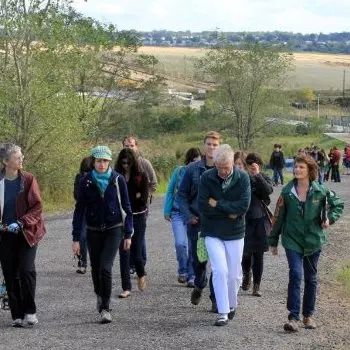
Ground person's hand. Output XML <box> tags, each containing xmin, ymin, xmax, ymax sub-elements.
<box><xmin>136</xmin><ymin>192</ymin><xmax>141</xmax><ymax>199</ymax></box>
<box><xmin>7</xmin><ymin>223</ymin><xmax>20</xmax><ymax>233</ymax></box>
<box><xmin>164</xmin><ymin>215</ymin><xmax>171</xmax><ymax>222</ymax></box>
<box><xmin>209</xmin><ymin>198</ymin><xmax>217</xmax><ymax>208</ymax></box>
<box><xmin>228</xmin><ymin>214</ymin><xmax>238</xmax><ymax>219</ymax></box>
<box><xmin>270</xmin><ymin>246</ymin><xmax>278</xmax><ymax>256</ymax></box>
<box><xmin>123</xmin><ymin>238</ymin><xmax>132</xmax><ymax>250</ymax></box>
<box><xmin>190</xmin><ymin>217</ymin><xmax>199</xmax><ymax>225</ymax></box>
<box><xmin>322</xmin><ymin>219</ymin><xmax>330</xmax><ymax>229</ymax></box>
<box><xmin>249</xmin><ymin>163</ymin><xmax>260</xmax><ymax>175</ymax></box>
<box><xmin>72</xmin><ymin>241</ymin><xmax>80</xmax><ymax>256</ymax></box>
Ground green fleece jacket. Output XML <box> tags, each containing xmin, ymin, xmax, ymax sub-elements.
<box><xmin>198</xmin><ymin>167</ymin><xmax>251</xmax><ymax>240</ymax></box>
<box><xmin>269</xmin><ymin>180</ymin><xmax>344</xmax><ymax>256</ymax></box>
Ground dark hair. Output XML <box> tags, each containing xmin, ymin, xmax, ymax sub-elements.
<box><xmin>79</xmin><ymin>156</ymin><xmax>93</xmax><ymax>174</ymax></box>
<box><xmin>234</xmin><ymin>151</ymin><xmax>247</xmax><ymax>169</ymax></box>
<box><xmin>273</xmin><ymin>143</ymin><xmax>281</xmax><ymax>148</ymax></box>
<box><xmin>246</xmin><ymin>152</ymin><xmax>264</xmax><ymax>167</ymax></box>
<box><xmin>184</xmin><ymin>147</ymin><xmax>202</xmax><ymax>165</ymax></box>
<box><xmin>115</xmin><ymin>148</ymin><xmax>141</xmax><ymax>176</ymax></box>
<box><xmin>294</xmin><ymin>154</ymin><xmax>318</xmax><ymax>182</ymax></box>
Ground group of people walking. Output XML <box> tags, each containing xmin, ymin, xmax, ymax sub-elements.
<box><xmin>0</xmin><ymin>133</ymin><xmax>344</xmax><ymax>332</ymax></box>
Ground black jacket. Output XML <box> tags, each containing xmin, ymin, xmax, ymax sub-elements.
<box><xmin>270</xmin><ymin>151</ymin><xmax>285</xmax><ymax>169</ymax></box>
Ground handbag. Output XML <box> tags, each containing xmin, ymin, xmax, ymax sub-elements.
<box><xmin>261</xmin><ymin>201</ymin><xmax>274</xmax><ymax>234</ymax></box>
<box><xmin>115</xmin><ymin>176</ymin><xmax>127</xmax><ymax>224</ymax></box>
<box><xmin>197</xmin><ymin>236</ymin><xmax>209</xmax><ymax>263</ymax></box>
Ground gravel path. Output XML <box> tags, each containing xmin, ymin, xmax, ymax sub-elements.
<box><xmin>0</xmin><ymin>177</ymin><xmax>349</xmax><ymax>350</ymax></box>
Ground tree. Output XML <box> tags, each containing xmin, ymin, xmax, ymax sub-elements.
<box><xmin>196</xmin><ymin>42</ymin><xmax>294</xmax><ymax>149</ymax></box>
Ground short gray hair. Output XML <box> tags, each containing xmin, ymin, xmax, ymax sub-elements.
<box><xmin>0</xmin><ymin>143</ymin><xmax>22</xmax><ymax>167</ymax></box>
<box><xmin>213</xmin><ymin>144</ymin><xmax>234</xmax><ymax>164</ymax></box>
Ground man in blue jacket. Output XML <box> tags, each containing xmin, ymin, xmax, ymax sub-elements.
<box><xmin>176</xmin><ymin>131</ymin><xmax>222</xmax><ymax>309</ymax></box>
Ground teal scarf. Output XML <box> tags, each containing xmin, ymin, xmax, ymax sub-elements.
<box><xmin>91</xmin><ymin>168</ymin><xmax>112</xmax><ymax>196</ymax></box>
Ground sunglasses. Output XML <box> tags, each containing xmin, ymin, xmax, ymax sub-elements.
<box><xmin>121</xmin><ymin>161</ymin><xmax>130</xmax><ymax>165</ymax></box>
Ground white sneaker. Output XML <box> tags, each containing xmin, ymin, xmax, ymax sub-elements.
<box><xmin>12</xmin><ymin>319</ymin><xmax>24</xmax><ymax>328</ymax></box>
<box><xmin>25</xmin><ymin>313</ymin><xmax>38</xmax><ymax>326</ymax></box>
<box><xmin>100</xmin><ymin>310</ymin><xmax>112</xmax><ymax>324</ymax></box>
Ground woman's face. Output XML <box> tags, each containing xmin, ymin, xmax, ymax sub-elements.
<box><xmin>234</xmin><ymin>158</ymin><xmax>245</xmax><ymax>171</ymax></box>
<box><xmin>94</xmin><ymin>158</ymin><xmax>110</xmax><ymax>173</ymax></box>
<box><xmin>4</xmin><ymin>151</ymin><xmax>24</xmax><ymax>171</ymax></box>
<box><xmin>294</xmin><ymin>161</ymin><xmax>309</xmax><ymax>180</ymax></box>
<box><xmin>120</xmin><ymin>158</ymin><xmax>131</xmax><ymax>171</ymax></box>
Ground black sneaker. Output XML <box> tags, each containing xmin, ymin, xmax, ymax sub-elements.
<box><xmin>214</xmin><ymin>316</ymin><xmax>228</xmax><ymax>326</ymax></box>
<box><xmin>191</xmin><ymin>287</ymin><xmax>203</xmax><ymax>305</ymax></box>
<box><xmin>228</xmin><ymin>309</ymin><xmax>236</xmax><ymax>320</ymax></box>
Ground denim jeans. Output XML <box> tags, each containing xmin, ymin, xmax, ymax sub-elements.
<box><xmin>188</xmin><ymin>223</ymin><xmax>215</xmax><ymax>301</ymax></box>
<box><xmin>318</xmin><ymin>170</ymin><xmax>325</xmax><ymax>185</ymax></box>
<box><xmin>171</xmin><ymin>211</ymin><xmax>194</xmax><ymax>280</ymax></box>
<box><xmin>285</xmin><ymin>248</ymin><xmax>321</xmax><ymax>320</ymax></box>
<box><xmin>87</xmin><ymin>227</ymin><xmax>123</xmax><ymax>311</ymax></box>
<box><xmin>273</xmin><ymin>167</ymin><xmax>284</xmax><ymax>185</ymax></box>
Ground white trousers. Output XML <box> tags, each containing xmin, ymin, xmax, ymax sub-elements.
<box><xmin>205</xmin><ymin>236</ymin><xmax>244</xmax><ymax>314</ymax></box>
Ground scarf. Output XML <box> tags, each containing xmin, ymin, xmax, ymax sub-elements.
<box><xmin>220</xmin><ymin>169</ymin><xmax>234</xmax><ymax>192</ymax></box>
<box><xmin>91</xmin><ymin>168</ymin><xmax>112</xmax><ymax>196</ymax></box>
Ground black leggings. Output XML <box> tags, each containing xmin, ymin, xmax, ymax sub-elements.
<box><xmin>242</xmin><ymin>252</ymin><xmax>264</xmax><ymax>285</ymax></box>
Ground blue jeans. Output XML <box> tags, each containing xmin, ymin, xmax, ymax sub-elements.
<box><xmin>285</xmin><ymin>248</ymin><xmax>321</xmax><ymax>320</ymax></box>
<box><xmin>171</xmin><ymin>211</ymin><xmax>194</xmax><ymax>280</ymax></box>
<box><xmin>273</xmin><ymin>167</ymin><xmax>284</xmax><ymax>185</ymax></box>
<box><xmin>318</xmin><ymin>170</ymin><xmax>324</xmax><ymax>184</ymax></box>
<box><xmin>188</xmin><ymin>223</ymin><xmax>215</xmax><ymax>302</ymax></box>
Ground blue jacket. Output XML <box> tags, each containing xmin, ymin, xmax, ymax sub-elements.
<box><xmin>72</xmin><ymin>170</ymin><xmax>133</xmax><ymax>240</ymax></box>
<box><xmin>163</xmin><ymin>166</ymin><xmax>186</xmax><ymax>216</ymax></box>
<box><xmin>176</xmin><ymin>158</ymin><xmax>207</xmax><ymax>222</ymax></box>
<box><xmin>198</xmin><ymin>167</ymin><xmax>251</xmax><ymax>240</ymax></box>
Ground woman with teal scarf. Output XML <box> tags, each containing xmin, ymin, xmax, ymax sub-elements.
<box><xmin>72</xmin><ymin>146</ymin><xmax>133</xmax><ymax>324</ymax></box>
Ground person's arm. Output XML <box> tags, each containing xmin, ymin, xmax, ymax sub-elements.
<box><xmin>164</xmin><ymin>168</ymin><xmax>179</xmax><ymax>217</ymax></box>
<box><xmin>72</xmin><ymin>179</ymin><xmax>86</xmax><ymax>242</ymax></box>
<box><xmin>139</xmin><ymin>172</ymin><xmax>149</xmax><ymax>207</ymax></box>
<box><xmin>142</xmin><ymin>159</ymin><xmax>157</xmax><ymax>193</ymax></box>
<box><xmin>252</xmin><ymin>173</ymin><xmax>273</xmax><ymax>199</ymax></box>
<box><xmin>281</xmin><ymin>152</ymin><xmax>285</xmax><ymax>167</ymax></box>
<box><xmin>268</xmin><ymin>194</ymin><xmax>286</xmax><ymax>247</ymax></box>
<box><xmin>177</xmin><ymin>167</ymin><xmax>196</xmax><ymax>222</ymax></box>
<box><xmin>117</xmin><ymin>175</ymin><xmax>133</xmax><ymax>239</ymax></box>
<box><xmin>327</xmin><ymin>190</ymin><xmax>344</xmax><ymax>224</ymax></box>
<box><xmin>215</xmin><ymin>173</ymin><xmax>251</xmax><ymax>215</ymax></box>
<box><xmin>73</xmin><ymin>174</ymin><xmax>80</xmax><ymax>201</ymax></box>
<box><xmin>269</xmin><ymin>152</ymin><xmax>274</xmax><ymax>168</ymax></box>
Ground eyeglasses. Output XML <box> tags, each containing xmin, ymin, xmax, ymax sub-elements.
<box><xmin>121</xmin><ymin>161</ymin><xmax>130</xmax><ymax>166</ymax></box>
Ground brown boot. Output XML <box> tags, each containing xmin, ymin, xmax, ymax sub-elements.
<box><xmin>137</xmin><ymin>276</ymin><xmax>147</xmax><ymax>291</ymax></box>
<box><xmin>284</xmin><ymin>318</ymin><xmax>299</xmax><ymax>332</ymax></box>
<box><xmin>252</xmin><ymin>283</ymin><xmax>262</xmax><ymax>297</ymax></box>
<box><xmin>242</xmin><ymin>272</ymin><xmax>252</xmax><ymax>291</ymax></box>
<box><xmin>303</xmin><ymin>316</ymin><xmax>316</xmax><ymax>329</ymax></box>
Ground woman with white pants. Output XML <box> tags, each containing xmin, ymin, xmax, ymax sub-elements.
<box><xmin>198</xmin><ymin>145</ymin><xmax>251</xmax><ymax>326</ymax></box>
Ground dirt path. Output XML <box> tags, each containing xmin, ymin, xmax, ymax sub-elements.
<box><xmin>0</xmin><ymin>177</ymin><xmax>349</xmax><ymax>349</ymax></box>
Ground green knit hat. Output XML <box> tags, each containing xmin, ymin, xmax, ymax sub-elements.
<box><xmin>91</xmin><ymin>146</ymin><xmax>112</xmax><ymax>160</ymax></box>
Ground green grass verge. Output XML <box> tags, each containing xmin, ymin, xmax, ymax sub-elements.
<box><xmin>337</xmin><ymin>264</ymin><xmax>350</xmax><ymax>295</ymax></box>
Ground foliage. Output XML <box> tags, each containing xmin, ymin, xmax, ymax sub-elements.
<box><xmin>337</xmin><ymin>263</ymin><xmax>350</xmax><ymax>295</ymax></box>
<box><xmin>196</xmin><ymin>41</ymin><xmax>294</xmax><ymax>149</ymax></box>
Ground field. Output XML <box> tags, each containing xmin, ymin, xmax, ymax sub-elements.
<box><xmin>138</xmin><ymin>46</ymin><xmax>350</xmax><ymax>91</ymax></box>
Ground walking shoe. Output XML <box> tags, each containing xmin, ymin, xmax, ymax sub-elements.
<box><xmin>118</xmin><ymin>290</ymin><xmax>131</xmax><ymax>298</ymax></box>
<box><xmin>191</xmin><ymin>287</ymin><xmax>203</xmax><ymax>305</ymax></box>
<box><xmin>242</xmin><ymin>272</ymin><xmax>252</xmax><ymax>291</ymax></box>
<box><xmin>76</xmin><ymin>267</ymin><xmax>87</xmax><ymax>274</ymax></box>
<box><xmin>25</xmin><ymin>314</ymin><xmax>38</xmax><ymax>326</ymax></box>
<box><xmin>137</xmin><ymin>276</ymin><xmax>147</xmax><ymax>291</ymax></box>
<box><xmin>228</xmin><ymin>309</ymin><xmax>236</xmax><ymax>320</ymax></box>
<box><xmin>252</xmin><ymin>283</ymin><xmax>262</xmax><ymax>297</ymax></box>
<box><xmin>283</xmin><ymin>318</ymin><xmax>299</xmax><ymax>332</ymax></box>
<box><xmin>177</xmin><ymin>275</ymin><xmax>187</xmax><ymax>284</ymax></box>
<box><xmin>186</xmin><ymin>279</ymin><xmax>195</xmax><ymax>288</ymax></box>
<box><xmin>303</xmin><ymin>317</ymin><xmax>316</xmax><ymax>329</ymax></box>
<box><xmin>100</xmin><ymin>310</ymin><xmax>112</xmax><ymax>324</ymax></box>
<box><xmin>96</xmin><ymin>295</ymin><xmax>102</xmax><ymax>313</ymax></box>
<box><xmin>12</xmin><ymin>319</ymin><xmax>24</xmax><ymax>328</ymax></box>
<box><xmin>214</xmin><ymin>315</ymin><xmax>228</xmax><ymax>326</ymax></box>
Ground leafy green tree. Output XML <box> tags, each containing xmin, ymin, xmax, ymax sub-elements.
<box><xmin>196</xmin><ymin>42</ymin><xmax>294</xmax><ymax>149</ymax></box>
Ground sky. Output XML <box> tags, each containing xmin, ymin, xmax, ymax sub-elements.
<box><xmin>73</xmin><ymin>0</ymin><xmax>350</xmax><ymax>34</ymax></box>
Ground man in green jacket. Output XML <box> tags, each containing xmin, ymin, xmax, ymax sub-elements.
<box><xmin>269</xmin><ymin>154</ymin><xmax>344</xmax><ymax>332</ymax></box>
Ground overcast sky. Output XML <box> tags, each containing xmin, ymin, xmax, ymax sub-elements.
<box><xmin>73</xmin><ymin>0</ymin><xmax>350</xmax><ymax>34</ymax></box>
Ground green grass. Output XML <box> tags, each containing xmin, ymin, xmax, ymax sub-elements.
<box><xmin>337</xmin><ymin>264</ymin><xmax>350</xmax><ymax>295</ymax></box>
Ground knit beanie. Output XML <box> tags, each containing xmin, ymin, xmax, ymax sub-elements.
<box><xmin>91</xmin><ymin>146</ymin><xmax>112</xmax><ymax>160</ymax></box>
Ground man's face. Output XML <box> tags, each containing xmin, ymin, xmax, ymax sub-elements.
<box><xmin>204</xmin><ymin>137</ymin><xmax>220</xmax><ymax>159</ymax></box>
<box><xmin>216</xmin><ymin>161</ymin><xmax>233</xmax><ymax>179</ymax></box>
<box><xmin>123</xmin><ymin>138</ymin><xmax>138</xmax><ymax>151</ymax></box>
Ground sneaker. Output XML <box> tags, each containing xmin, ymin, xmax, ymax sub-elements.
<box><xmin>214</xmin><ymin>315</ymin><xmax>228</xmax><ymax>326</ymax></box>
<box><xmin>96</xmin><ymin>295</ymin><xmax>102</xmax><ymax>313</ymax></box>
<box><xmin>191</xmin><ymin>287</ymin><xmax>203</xmax><ymax>305</ymax></box>
<box><xmin>186</xmin><ymin>279</ymin><xmax>195</xmax><ymax>288</ymax></box>
<box><xmin>241</xmin><ymin>272</ymin><xmax>252</xmax><ymax>291</ymax></box>
<box><xmin>228</xmin><ymin>309</ymin><xmax>236</xmax><ymax>320</ymax></box>
<box><xmin>252</xmin><ymin>283</ymin><xmax>262</xmax><ymax>297</ymax></box>
<box><xmin>177</xmin><ymin>275</ymin><xmax>187</xmax><ymax>284</ymax></box>
<box><xmin>25</xmin><ymin>314</ymin><xmax>38</xmax><ymax>326</ymax></box>
<box><xmin>303</xmin><ymin>316</ymin><xmax>316</xmax><ymax>329</ymax></box>
<box><xmin>12</xmin><ymin>319</ymin><xmax>24</xmax><ymax>328</ymax></box>
<box><xmin>100</xmin><ymin>310</ymin><xmax>112</xmax><ymax>324</ymax></box>
<box><xmin>130</xmin><ymin>268</ymin><xmax>135</xmax><ymax>275</ymax></box>
<box><xmin>137</xmin><ymin>276</ymin><xmax>147</xmax><ymax>291</ymax></box>
<box><xmin>76</xmin><ymin>267</ymin><xmax>87</xmax><ymax>274</ymax></box>
<box><xmin>284</xmin><ymin>318</ymin><xmax>299</xmax><ymax>332</ymax></box>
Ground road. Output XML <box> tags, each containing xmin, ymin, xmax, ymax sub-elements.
<box><xmin>0</xmin><ymin>177</ymin><xmax>349</xmax><ymax>350</ymax></box>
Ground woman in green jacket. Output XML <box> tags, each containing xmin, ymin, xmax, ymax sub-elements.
<box><xmin>269</xmin><ymin>154</ymin><xmax>344</xmax><ymax>332</ymax></box>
